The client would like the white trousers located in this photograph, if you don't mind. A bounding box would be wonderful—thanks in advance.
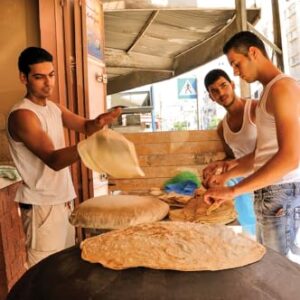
[21,202,75,268]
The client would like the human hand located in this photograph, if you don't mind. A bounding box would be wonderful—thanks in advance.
[202,160,232,180]
[202,161,223,180]
[203,186,235,205]
[202,173,227,189]
[95,107,122,129]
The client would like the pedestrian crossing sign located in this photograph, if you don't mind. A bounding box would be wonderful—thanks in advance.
[177,78,197,99]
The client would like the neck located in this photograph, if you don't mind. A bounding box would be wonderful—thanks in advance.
[258,60,282,86]
[26,94,47,106]
[226,96,245,116]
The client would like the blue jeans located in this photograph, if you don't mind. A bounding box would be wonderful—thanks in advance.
[254,182,300,256]
[227,178,256,235]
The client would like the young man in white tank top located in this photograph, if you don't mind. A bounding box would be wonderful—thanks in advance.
[200,31,300,263]
[7,47,122,268]
[202,69,257,236]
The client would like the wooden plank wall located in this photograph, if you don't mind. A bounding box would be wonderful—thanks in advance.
[109,130,226,193]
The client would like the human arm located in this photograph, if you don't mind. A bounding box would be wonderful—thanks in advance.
[200,153,255,205]
[8,109,80,171]
[200,151,254,192]
[203,78,300,204]
[202,122,235,184]
[200,153,254,205]
[8,105,122,171]
[58,104,122,135]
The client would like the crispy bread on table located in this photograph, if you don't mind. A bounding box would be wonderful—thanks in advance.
[81,221,265,271]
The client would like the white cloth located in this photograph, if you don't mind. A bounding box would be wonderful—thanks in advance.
[21,202,75,268]
[254,74,300,184]
[222,99,257,159]
[7,98,76,205]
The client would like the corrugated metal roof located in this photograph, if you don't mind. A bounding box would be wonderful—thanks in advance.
[103,2,260,94]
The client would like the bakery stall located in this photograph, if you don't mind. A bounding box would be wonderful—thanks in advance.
[7,127,300,300]
[2,1,292,299]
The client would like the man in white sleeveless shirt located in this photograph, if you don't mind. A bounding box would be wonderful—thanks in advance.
[7,47,121,267]
[200,31,300,262]
[202,69,257,236]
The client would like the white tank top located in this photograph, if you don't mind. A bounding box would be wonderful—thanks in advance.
[7,98,76,205]
[254,74,300,184]
[222,99,257,159]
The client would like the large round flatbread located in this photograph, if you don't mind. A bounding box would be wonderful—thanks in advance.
[169,196,236,224]
[81,221,266,271]
[69,195,169,229]
[77,128,145,178]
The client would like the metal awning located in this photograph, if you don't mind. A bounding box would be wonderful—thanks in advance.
[103,1,260,94]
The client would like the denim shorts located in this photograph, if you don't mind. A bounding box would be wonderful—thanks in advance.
[254,182,300,256]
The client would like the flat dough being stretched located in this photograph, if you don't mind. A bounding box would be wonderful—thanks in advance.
[77,129,145,178]
[169,196,236,224]
[81,221,266,271]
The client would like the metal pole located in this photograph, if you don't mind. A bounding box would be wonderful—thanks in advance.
[235,0,251,99]
[272,0,284,71]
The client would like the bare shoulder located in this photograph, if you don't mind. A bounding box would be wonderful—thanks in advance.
[55,102,67,113]
[8,109,41,141]
[270,77,300,95]
[9,109,40,127]
[267,77,300,114]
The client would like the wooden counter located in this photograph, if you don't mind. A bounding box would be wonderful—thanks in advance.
[0,181,26,300]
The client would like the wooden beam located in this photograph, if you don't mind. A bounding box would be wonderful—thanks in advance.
[107,70,172,95]
[174,18,237,76]
[235,0,247,31]
[235,0,250,99]
[127,10,160,53]
[105,47,173,69]
[271,0,284,71]
[247,23,282,55]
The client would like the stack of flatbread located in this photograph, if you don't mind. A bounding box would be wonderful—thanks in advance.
[69,195,169,229]
[158,192,193,207]
[81,221,266,271]
[169,194,236,224]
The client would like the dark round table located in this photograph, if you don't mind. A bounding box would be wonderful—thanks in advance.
[7,245,300,300]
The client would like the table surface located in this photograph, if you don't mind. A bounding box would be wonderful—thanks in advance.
[7,245,300,300]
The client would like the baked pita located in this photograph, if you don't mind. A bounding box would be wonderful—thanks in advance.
[69,195,169,229]
[169,195,236,224]
[81,221,266,271]
[158,192,193,207]
[77,128,145,178]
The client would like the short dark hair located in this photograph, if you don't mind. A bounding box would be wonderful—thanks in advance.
[18,47,53,77]
[223,31,268,58]
[204,69,232,91]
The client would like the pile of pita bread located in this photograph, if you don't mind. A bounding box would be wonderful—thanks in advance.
[169,194,237,225]
[158,192,193,207]
[81,221,266,271]
[69,195,169,229]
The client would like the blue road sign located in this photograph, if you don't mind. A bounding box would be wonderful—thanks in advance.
[177,78,197,99]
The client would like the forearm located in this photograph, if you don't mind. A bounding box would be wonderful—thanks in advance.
[44,145,80,171]
[84,108,122,135]
[222,152,254,181]
[233,150,299,195]
[84,119,100,136]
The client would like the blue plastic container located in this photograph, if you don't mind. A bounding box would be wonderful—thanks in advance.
[227,178,256,236]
